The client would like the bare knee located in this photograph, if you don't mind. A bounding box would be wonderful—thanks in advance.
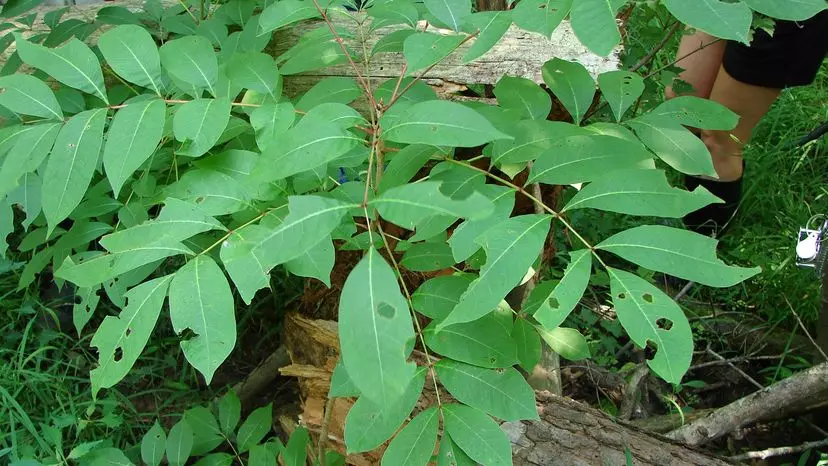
[664,86,678,101]
[701,130,744,181]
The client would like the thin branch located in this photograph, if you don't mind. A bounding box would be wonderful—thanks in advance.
[785,296,828,362]
[317,396,335,465]
[644,37,723,80]
[630,21,682,72]
[728,438,828,462]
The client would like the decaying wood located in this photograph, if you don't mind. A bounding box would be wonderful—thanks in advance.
[668,362,828,446]
[282,313,733,466]
[632,409,717,434]
[475,0,507,11]
[229,344,290,408]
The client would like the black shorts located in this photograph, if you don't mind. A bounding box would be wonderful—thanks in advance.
[723,11,828,88]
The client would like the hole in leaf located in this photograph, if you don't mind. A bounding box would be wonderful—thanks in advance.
[642,293,653,303]
[126,327,133,337]
[547,297,560,309]
[494,368,505,374]
[114,347,123,362]
[489,356,497,364]
[644,340,658,361]
[376,302,395,319]
[178,328,197,342]
[538,3,546,8]
[74,295,83,305]
[656,318,673,331]
[617,293,626,300]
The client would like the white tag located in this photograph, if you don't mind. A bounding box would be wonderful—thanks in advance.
[797,231,819,260]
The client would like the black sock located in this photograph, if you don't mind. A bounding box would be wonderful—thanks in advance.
[683,174,743,237]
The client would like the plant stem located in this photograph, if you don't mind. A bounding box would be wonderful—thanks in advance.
[197,208,274,257]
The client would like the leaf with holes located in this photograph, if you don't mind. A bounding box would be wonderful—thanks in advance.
[339,248,418,406]
[423,0,471,31]
[436,359,537,421]
[608,267,693,384]
[227,52,281,99]
[439,214,551,329]
[403,32,466,74]
[218,391,241,435]
[528,249,591,330]
[527,134,652,185]
[72,285,100,336]
[542,58,595,124]
[166,419,194,466]
[513,317,541,371]
[160,36,219,96]
[494,76,552,121]
[371,181,494,230]
[141,421,166,466]
[512,0,572,38]
[570,0,625,56]
[258,0,320,35]
[597,225,760,287]
[98,25,164,96]
[442,404,511,466]
[345,368,426,453]
[627,114,717,177]
[0,122,59,198]
[537,326,591,360]
[42,108,106,232]
[663,0,752,43]
[563,169,723,218]
[15,34,108,103]
[423,312,517,368]
[0,74,62,120]
[104,98,165,197]
[381,406,439,466]
[237,404,272,452]
[90,275,172,397]
[463,10,512,62]
[598,70,644,122]
[173,98,232,158]
[169,256,236,384]
[649,95,739,131]
[400,242,455,272]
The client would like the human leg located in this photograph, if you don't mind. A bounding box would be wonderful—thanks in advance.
[664,29,726,101]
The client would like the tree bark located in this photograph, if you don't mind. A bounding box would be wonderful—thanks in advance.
[475,0,507,11]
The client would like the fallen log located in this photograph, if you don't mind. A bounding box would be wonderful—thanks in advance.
[282,313,733,465]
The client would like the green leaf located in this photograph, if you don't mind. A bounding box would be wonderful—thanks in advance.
[375,77,438,107]
[563,169,722,218]
[281,426,309,466]
[494,76,551,121]
[44,7,69,29]
[442,404,511,466]
[227,52,281,99]
[512,0,571,38]
[196,18,228,47]
[527,134,652,185]
[218,391,241,435]
[663,0,752,43]
[141,422,166,466]
[339,248,418,406]
[250,101,295,151]
[254,116,361,181]
[378,144,438,193]
[371,181,494,230]
[41,19,97,48]
[0,74,62,120]
[173,98,232,158]
[597,70,644,122]
[237,404,272,452]
[166,419,194,466]
[570,0,624,56]
[7,172,42,230]
[607,267,693,384]
[248,444,278,466]
[649,95,739,130]
[217,0,256,25]
[368,0,420,28]
[437,432,475,466]
[169,255,236,384]
[423,312,517,368]
[221,196,352,304]
[512,317,541,371]
[345,368,426,452]
[449,186,515,262]
[401,242,455,272]
[0,199,11,258]
[436,359,538,421]
[597,225,761,287]
[278,38,346,75]
[15,34,107,103]
[741,0,827,21]
[295,77,361,112]
[439,214,551,328]
[373,29,416,54]
[97,5,141,25]
[258,0,320,35]
[90,275,172,397]
[491,120,589,165]
[160,35,218,96]
[55,243,190,288]
[72,285,101,335]
[381,407,439,466]
[411,273,476,320]
[530,250,591,330]
[67,441,104,461]
[194,453,234,466]
[423,0,471,31]
[1,0,45,18]
[627,114,717,177]
[285,236,334,286]
[330,361,360,397]
[183,406,224,455]
[403,32,465,74]
[462,10,512,62]
[103,99,165,197]
[0,122,60,198]
[542,58,595,124]
[538,326,590,360]
[42,108,106,232]
[303,102,365,130]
